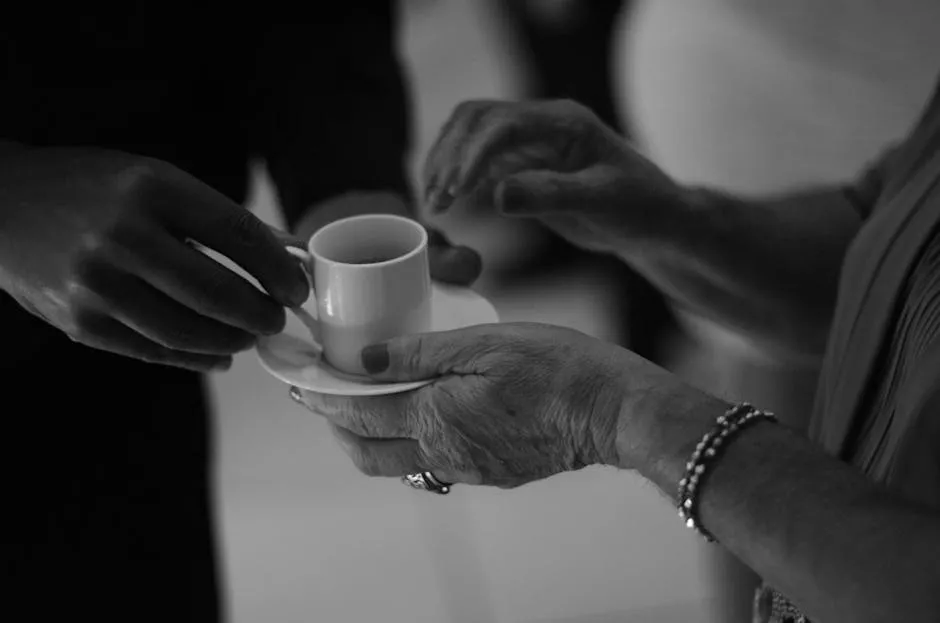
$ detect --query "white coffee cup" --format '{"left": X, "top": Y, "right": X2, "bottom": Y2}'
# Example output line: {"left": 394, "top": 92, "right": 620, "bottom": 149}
{"left": 285, "top": 214, "right": 432, "bottom": 376}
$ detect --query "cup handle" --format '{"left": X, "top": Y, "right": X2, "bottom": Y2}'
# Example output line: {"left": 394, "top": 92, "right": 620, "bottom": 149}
{"left": 284, "top": 246, "right": 321, "bottom": 345}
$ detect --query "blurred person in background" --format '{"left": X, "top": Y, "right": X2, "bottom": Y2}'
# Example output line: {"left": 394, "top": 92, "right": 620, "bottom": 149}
{"left": 0, "top": 3, "right": 478, "bottom": 620}
{"left": 481, "top": 0, "right": 679, "bottom": 362}
{"left": 297, "top": 79, "right": 940, "bottom": 623}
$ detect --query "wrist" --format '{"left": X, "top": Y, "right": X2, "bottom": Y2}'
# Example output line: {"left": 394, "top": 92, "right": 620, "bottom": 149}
{"left": 613, "top": 181, "right": 716, "bottom": 269}
{"left": 662, "top": 184, "right": 724, "bottom": 250}
{"left": 613, "top": 363, "right": 730, "bottom": 499}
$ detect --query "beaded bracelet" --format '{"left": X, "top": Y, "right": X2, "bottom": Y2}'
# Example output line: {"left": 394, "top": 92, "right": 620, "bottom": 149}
{"left": 677, "top": 402, "right": 777, "bottom": 542}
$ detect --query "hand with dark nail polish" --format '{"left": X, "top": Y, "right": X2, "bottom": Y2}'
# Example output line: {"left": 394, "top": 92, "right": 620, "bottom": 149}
{"left": 293, "top": 322, "right": 637, "bottom": 489}
{"left": 419, "top": 98, "right": 686, "bottom": 259}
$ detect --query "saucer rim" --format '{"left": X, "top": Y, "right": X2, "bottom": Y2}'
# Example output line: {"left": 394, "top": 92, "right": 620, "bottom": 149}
{"left": 255, "top": 283, "right": 498, "bottom": 396}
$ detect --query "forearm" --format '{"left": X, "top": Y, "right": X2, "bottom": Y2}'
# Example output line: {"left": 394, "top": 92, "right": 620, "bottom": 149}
{"left": 620, "top": 382, "right": 940, "bottom": 623}
{"left": 648, "top": 185, "right": 862, "bottom": 355}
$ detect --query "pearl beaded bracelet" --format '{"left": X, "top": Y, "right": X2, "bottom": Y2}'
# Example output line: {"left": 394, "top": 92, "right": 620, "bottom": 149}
{"left": 677, "top": 402, "right": 777, "bottom": 542}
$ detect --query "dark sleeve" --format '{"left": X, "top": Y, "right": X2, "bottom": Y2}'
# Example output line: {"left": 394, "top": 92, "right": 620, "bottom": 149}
{"left": 249, "top": 3, "right": 412, "bottom": 230}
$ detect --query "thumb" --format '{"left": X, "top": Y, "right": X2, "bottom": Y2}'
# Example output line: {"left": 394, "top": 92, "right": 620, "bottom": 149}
{"left": 495, "top": 167, "right": 612, "bottom": 216}
{"left": 359, "top": 326, "right": 492, "bottom": 381}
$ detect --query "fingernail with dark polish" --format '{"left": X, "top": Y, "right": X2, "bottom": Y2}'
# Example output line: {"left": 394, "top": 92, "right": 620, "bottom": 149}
{"left": 361, "top": 343, "right": 389, "bottom": 374}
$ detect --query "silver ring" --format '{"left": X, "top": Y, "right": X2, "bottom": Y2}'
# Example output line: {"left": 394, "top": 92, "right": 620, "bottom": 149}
{"left": 401, "top": 471, "right": 451, "bottom": 495}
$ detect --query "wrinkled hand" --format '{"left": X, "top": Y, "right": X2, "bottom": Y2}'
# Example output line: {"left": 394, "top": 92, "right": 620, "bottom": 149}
{"left": 422, "top": 99, "right": 688, "bottom": 259}
{"left": 0, "top": 147, "right": 308, "bottom": 371}
{"left": 292, "top": 322, "right": 664, "bottom": 489}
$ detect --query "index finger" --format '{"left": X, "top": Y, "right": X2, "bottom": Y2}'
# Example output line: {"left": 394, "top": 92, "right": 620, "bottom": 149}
{"left": 422, "top": 100, "right": 501, "bottom": 204}
{"left": 148, "top": 170, "right": 309, "bottom": 307}
{"left": 295, "top": 389, "right": 414, "bottom": 439}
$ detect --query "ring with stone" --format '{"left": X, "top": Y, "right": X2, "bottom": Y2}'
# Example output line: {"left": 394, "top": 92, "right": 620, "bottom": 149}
{"left": 401, "top": 471, "right": 451, "bottom": 495}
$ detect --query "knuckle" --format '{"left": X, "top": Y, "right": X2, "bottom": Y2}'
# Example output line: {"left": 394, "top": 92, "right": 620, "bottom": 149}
{"left": 346, "top": 402, "right": 380, "bottom": 436}
{"left": 354, "top": 415, "right": 380, "bottom": 439}
{"left": 401, "top": 337, "right": 426, "bottom": 375}
{"left": 72, "top": 230, "right": 143, "bottom": 286}
{"left": 452, "top": 100, "right": 495, "bottom": 134}
{"left": 226, "top": 209, "right": 265, "bottom": 249}
{"left": 62, "top": 272, "right": 95, "bottom": 306}
{"left": 72, "top": 250, "right": 114, "bottom": 291}
{"left": 74, "top": 231, "right": 113, "bottom": 264}
{"left": 465, "top": 101, "right": 498, "bottom": 131}
{"left": 410, "top": 400, "right": 437, "bottom": 440}
{"left": 112, "top": 159, "right": 166, "bottom": 202}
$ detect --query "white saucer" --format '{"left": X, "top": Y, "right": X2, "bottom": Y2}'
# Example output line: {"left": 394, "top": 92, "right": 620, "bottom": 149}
{"left": 256, "top": 284, "right": 500, "bottom": 396}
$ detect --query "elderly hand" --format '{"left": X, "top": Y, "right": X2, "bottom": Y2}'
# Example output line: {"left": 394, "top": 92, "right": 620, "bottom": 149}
{"left": 292, "top": 322, "right": 689, "bottom": 488}
{"left": 421, "top": 99, "right": 689, "bottom": 260}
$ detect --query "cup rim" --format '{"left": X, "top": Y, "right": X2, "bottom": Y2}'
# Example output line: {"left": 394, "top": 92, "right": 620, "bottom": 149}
{"left": 308, "top": 213, "right": 428, "bottom": 269}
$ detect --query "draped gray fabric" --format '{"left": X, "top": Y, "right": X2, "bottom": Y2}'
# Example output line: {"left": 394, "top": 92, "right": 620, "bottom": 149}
{"left": 757, "top": 79, "right": 940, "bottom": 623}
